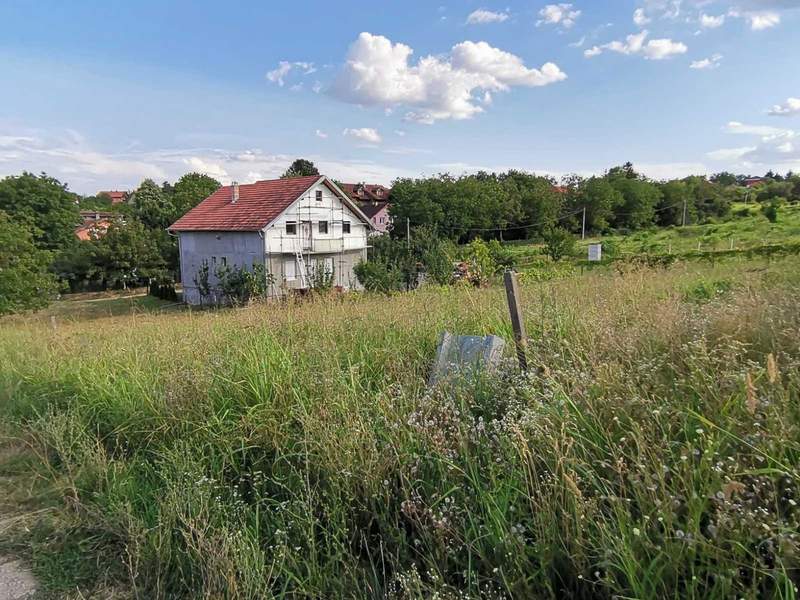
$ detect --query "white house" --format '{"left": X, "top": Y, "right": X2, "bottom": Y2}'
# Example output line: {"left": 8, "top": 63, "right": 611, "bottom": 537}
{"left": 169, "top": 175, "right": 373, "bottom": 304}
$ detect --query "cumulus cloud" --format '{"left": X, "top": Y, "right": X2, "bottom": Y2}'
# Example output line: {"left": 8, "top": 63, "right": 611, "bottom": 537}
{"left": 342, "top": 127, "right": 382, "bottom": 144}
{"left": 315, "top": 129, "right": 328, "bottom": 139}
{"left": 699, "top": 13, "right": 726, "bottom": 27}
{"left": 466, "top": 9, "right": 509, "bottom": 24}
{"left": 265, "top": 61, "right": 316, "bottom": 87}
{"left": 584, "top": 30, "right": 687, "bottom": 60}
{"left": 690, "top": 53, "right": 723, "bottom": 69}
{"left": 537, "top": 4, "right": 581, "bottom": 28}
{"left": 768, "top": 97, "right": 800, "bottom": 117}
{"left": 633, "top": 8, "right": 652, "bottom": 25}
{"left": 330, "top": 32, "right": 566, "bottom": 123}
{"left": 742, "top": 10, "right": 781, "bottom": 29}
{"left": 708, "top": 119, "right": 800, "bottom": 167}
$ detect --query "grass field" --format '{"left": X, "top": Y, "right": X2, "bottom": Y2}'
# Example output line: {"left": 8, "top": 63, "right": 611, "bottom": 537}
{"left": 505, "top": 202, "right": 800, "bottom": 273}
{"left": 2, "top": 253, "right": 800, "bottom": 597}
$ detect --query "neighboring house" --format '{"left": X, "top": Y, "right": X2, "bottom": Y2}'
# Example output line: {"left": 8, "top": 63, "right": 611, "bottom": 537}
{"left": 97, "top": 190, "right": 127, "bottom": 204}
{"left": 743, "top": 177, "right": 765, "bottom": 188}
{"left": 340, "top": 183, "right": 392, "bottom": 233}
{"left": 75, "top": 210, "right": 118, "bottom": 241}
{"left": 169, "top": 175, "right": 373, "bottom": 304}
{"left": 359, "top": 201, "right": 392, "bottom": 233}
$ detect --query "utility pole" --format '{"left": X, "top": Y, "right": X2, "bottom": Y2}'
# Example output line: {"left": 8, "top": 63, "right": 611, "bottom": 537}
{"left": 581, "top": 206, "right": 586, "bottom": 240}
{"left": 681, "top": 198, "right": 687, "bottom": 227}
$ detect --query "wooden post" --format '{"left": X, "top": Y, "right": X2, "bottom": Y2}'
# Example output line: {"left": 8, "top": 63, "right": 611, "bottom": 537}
{"left": 504, "top": 270, "right": 528, "bottom": 372}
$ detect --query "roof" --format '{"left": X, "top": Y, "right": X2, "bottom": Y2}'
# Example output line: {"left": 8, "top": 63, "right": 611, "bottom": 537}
{"left": 169, "top": 176, "right": 373, "bottom": 232}
{"left": 340, "top": 182, "right": 391, "bottom": 202}
{"left": 97, "top": 191, "right": 126, "bottom": 203}
{"left": 75, "top": 219, "right": 113, "bottom": 241}
{"left": 357, "top": 201, "right": 389, "bottom": 219}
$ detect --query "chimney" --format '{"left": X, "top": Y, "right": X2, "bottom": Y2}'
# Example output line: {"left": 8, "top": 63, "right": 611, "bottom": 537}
{"left": 232, "top": 181, "right": 239, "bottom": 204}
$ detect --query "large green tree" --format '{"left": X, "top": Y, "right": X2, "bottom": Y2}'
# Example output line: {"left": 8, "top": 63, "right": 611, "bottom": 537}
{"left": 0, "top": 211, "right": 60, "bottom": 314}
{"left": 281, "top": 159, "right": 320, "bottom": 178}
{"left": 130, "top": 179, "right": 174, "bottom": 230}
{"left": 0, "top": 172, "right": 80, "bottom": 250}
{"left": 170, "top": 172, "right": 221, "bottom": 220}
{"left": 94, "top": 220, "right": 166, "bottom": 289}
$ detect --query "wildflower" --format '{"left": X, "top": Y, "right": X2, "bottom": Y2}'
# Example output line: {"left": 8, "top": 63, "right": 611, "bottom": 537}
{"left": 766, "top": 353, "right": 779, "bottom": 383}
{"left": 633, "top": 527, "right": 641, "bottom": 537}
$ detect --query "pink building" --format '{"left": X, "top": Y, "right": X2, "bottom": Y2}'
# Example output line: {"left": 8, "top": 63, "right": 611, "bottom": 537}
{"left": 340, "top": 183, "right": 392, "bottom": 233}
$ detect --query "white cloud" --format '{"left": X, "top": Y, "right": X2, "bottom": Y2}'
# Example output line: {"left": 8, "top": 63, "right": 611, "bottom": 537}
{"left": 709, "top": 118, "right": 800, "bottom": 168}
{"left": 265, "top": 61, "right": 316, "bottom": 87}
{"left": 394, "top": 129, "right": 406, "bottom": 137}
{"left": 768, "top": 97, "right": 800, "bottom": 117}
{"left": 724, "top": 121, "right": 789, "bottom": 137}
{"left": 744, "top": 10, "right": 781, "bottom": 29}
{"left": 633, "top": 8, "right": 651, "bottom": 25}
{"left": 690, "top": 53, "right": 723, "bottom": 69}
{"left": 568, "top": 36, "right": 586, "bottom": 48}
{"left": 342, "top": 127, "right": 382, "bottom": 144}
{"left": 537, "top": 4, "right": 581, "bottom": 28}
{"left": 466, "top": 9, "right": 509, "bottom": 24}
{"left": 0, "top": 126, "right": 417, "bottom": 192}
{"left": 585, "top": 30, "right": 687, "bottom": 60}
{"left": 312, "top": 81, "right": 323, "bottom": 94}
{"left": 330, "top": 32, "right": 566, "bottom": 123}
{"left": 315, "top": 129, "right": 328, "bottom": 139}
{"left": 699, "top": 13, "right": 725, "bottom": 27}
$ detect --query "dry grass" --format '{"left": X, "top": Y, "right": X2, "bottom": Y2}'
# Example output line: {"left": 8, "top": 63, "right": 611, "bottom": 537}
{"left": 1, "top": 257, "right": 800, "bottom": 598}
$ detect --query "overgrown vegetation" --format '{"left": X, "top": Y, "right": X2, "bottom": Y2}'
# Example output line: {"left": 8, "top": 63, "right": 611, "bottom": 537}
{"left": 2, "top": 257, "right": 800, "bottom": 598}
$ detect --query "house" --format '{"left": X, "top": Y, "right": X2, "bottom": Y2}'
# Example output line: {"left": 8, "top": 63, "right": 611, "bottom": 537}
{"left": 97, "top": 190, "right": 127, "bottom": 204}
{"left": 169, "top": 175, "right": 373, "bottom": 304}
{"left": 743, "top": 177, "right": 765, "bottom": 188}
{"left": 75, "top": 210, "right": 118, "bottom": 241}
{"left": 340, "top": 183, "right": 392, "bottom": 233}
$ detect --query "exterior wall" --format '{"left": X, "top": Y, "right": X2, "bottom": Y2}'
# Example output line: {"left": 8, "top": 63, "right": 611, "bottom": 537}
{"left": 264, "top": 181, "right": 369, "bottom": 255}
{"left": 178, "top": 231, "right": 265, "bottom": 305}
{"left": 370, "top": 205, "right": 391, "bottom": 233}
{"left": 265, "top": 248, "right": 366, "bottom": 296}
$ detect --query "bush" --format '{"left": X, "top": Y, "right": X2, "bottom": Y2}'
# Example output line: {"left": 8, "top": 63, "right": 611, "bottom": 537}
{"left": 762, "top": 199, "right": 782, "bottom": 223}
{"left": 543, "top": 227, "right": 577, "bottom": 262}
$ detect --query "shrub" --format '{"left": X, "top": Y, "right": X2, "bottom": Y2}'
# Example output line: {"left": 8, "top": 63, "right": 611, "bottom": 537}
{"left": 543, "top": 227, "right": 576, "bottom": 262}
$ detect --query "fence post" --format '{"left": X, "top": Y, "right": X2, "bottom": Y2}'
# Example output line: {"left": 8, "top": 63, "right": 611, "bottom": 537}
{"left": 504, "top": 270, "right": 528, "bottom": 372}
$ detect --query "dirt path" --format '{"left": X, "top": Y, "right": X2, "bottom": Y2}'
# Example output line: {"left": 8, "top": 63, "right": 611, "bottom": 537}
{"left": 0, "top": 556, "right": 37, "bottom": 599}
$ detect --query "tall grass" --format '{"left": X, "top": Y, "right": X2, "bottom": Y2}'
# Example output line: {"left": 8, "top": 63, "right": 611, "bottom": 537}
{"left": 2, "top": 258, "right": 800, "bottom": 598}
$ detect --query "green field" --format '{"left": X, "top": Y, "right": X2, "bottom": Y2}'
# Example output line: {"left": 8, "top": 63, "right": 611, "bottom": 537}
{"left": 2, "top": 248, "right": 800, "bottom": 598}
{"left": 505, "top": 201, "right": 800, "bottom": 274}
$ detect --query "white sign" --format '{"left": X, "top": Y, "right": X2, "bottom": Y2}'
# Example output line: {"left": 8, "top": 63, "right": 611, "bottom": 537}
{"left": 588, "top": 243, "right": 602, "bottom": 262}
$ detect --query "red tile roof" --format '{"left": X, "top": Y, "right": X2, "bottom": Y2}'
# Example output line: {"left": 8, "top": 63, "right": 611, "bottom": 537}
{"left": 169, "top": 176, "right": 323, "bottom": 232}
{"left": 341, "top": 183, "right": 391, "bottom": 202}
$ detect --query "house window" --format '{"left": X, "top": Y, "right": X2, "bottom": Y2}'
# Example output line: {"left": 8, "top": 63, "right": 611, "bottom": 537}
{"left": 220, "top": 257, "right": 227, "bottom": 267}
{"left": 319, "top": 220, "right": 328, "bottom": 234}
{"left": 342, "top": 221, "right": 351, "bottom": 234}
{"left": 286, "top": 221, "right": 297, "bottom": 235}
{"left": 211, "top": 256, "right": 217, "bottom": 267}
{"left": 324, "top": 257, "right": 334, "bottom": 274}
{"left": 284, "top": 258, "right": 297, "bottom": 280}
{"left": 315, "top": 190, "right": 323, "bottom": 202}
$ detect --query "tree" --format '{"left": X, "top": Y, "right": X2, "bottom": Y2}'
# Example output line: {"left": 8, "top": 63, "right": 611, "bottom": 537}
{"left": 656, "top": 180, "right": 692, "bottom": 226}
{"left": 129, "top": 179, "right": 174, "bottom": 231}
{"left": 608, "top": 176, "right": 661, "bottom": 230}
{"left": 171, "top": 172, "right": 221, "bottom": 221}
{"left": 94, "top": 220, "right": 166, "bottom": 289}
{"left": 710, "top": 172, "right": 738, "bottom": 186}
{"left": 0, "top": 172, "right": 80, "bottom": 250}
{"left": 564, "top": 176, "right": 622, "bottom": 233}
{"left": 543, "top": 227, "right": 576, "bottom": 262}
{"left": 281, "top": 159, "right": 320, "bottom": 178}
{"left": 0, "top": 211, "right": 60, "bottom": 314}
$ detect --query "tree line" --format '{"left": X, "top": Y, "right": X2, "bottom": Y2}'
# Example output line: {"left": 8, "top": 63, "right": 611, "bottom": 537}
{"left": 389, "top": 162, "right": 800, "bottom": 242}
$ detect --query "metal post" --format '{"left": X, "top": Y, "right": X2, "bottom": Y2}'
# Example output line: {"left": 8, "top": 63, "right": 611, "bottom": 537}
{"left": 581, "top": 206, "right": 586, "bottom": 240}
{"left": 503, "top": 270, "right": 528, "bottom": 372}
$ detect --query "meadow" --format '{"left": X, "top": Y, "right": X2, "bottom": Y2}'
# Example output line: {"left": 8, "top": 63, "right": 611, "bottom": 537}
{"left": 1, "top": 253, "right": 800, "bottom": 598}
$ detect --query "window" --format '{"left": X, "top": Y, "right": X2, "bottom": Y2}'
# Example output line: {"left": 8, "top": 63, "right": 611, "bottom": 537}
{"left": 211, "top": 256, "right": 217, "bottom": 266}
{"left": 286, "top": 221, "right": 297, "bottom": 235}
{"left": 315, "top": 190, "right": 323, "bottom": 202}
{"left": 284, "top": 258, "right": 297, "bottom": 280}
{"left": 342, "top": 221, "right": 351, "bottom": 234}
{"left": 324, "top": 257, "right": 334, "bottom": 275}
{"left": 319, "top": 220, "right": 328, "bottom": 234}
{"left": 220, "top": 257, "right": 227, "bottom": 267}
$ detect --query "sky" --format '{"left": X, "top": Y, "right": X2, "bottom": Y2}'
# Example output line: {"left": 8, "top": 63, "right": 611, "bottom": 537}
{"left": 0, "top": 0, "right": 799, "bottom": 194}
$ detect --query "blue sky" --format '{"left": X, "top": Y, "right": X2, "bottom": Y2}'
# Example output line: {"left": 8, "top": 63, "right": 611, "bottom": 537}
{"left": 0, "top": 0, "right": 798, "bottom": 193}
